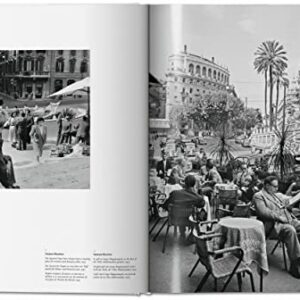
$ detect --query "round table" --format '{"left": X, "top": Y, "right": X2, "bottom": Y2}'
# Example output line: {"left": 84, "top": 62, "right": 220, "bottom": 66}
{"left": 217, "top": 217, "right": 269, "bottom": 292}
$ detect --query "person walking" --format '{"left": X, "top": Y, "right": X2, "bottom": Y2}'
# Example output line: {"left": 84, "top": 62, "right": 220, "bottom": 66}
{"left": 25, "top": 109, "right": 34, "bottom": 144}
{"left": 7, "top": 112, "right": 16, "bottom": 145}
{"left": 16, "top": 112, "right": 27, "bottom": 151}
{"left": 30, "top": 117, "right": 47, "bottom": 163}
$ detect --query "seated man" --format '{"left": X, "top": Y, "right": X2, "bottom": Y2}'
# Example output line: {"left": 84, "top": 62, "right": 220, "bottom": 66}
{"left": 163, "top": 175, "right": 205, "bottom": 238}
{"left": 0, "top": 137, "right": 19, "bottom": 189}
{"left": 235, "top": 162, "right": 253, "bottom": 187}
{"left": 253, "top": 175, "right": 300, "bottom": 278}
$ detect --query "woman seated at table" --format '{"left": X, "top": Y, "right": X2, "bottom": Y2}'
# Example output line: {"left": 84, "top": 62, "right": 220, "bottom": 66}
{"left": 171, "top": 158, "right": 187, "bottom": 181}
{"left": 165, "top": 169, "right": 182, "bottom": 198}
{"left": 239, "top": 175, "right": 259, "bottom": 204}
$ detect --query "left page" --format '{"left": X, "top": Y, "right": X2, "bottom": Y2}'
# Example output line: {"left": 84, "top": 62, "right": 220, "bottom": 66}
{"left": 0, "top": 4, "right": 148, "bottom": 294}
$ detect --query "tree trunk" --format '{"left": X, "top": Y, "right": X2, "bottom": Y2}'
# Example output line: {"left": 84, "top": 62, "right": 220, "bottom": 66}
{"left": 275, "top": 78, "right": 280, "bottom": 129}
{"left": 281, "top": 85, "right": 287, "bottom": 180}
{"left": 264, "top": 70, "right": 268, "bottom": 126}
{"left": 269, "top": 66, "right": 273, "bottom": 130}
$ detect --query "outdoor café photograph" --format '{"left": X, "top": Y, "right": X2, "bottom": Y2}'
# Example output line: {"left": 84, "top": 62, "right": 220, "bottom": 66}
{"left": 149, "top": 5, "right": 300, "bottom": 293}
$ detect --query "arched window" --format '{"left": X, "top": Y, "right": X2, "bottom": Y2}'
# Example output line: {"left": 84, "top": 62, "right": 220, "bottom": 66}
{"left": 202, "top": 67, "right": 207, "bottom": 77}
{"left": 67, "top": 79, "right": 75, "bottom": 86}
{"left": 69, "top": 58, "right": 76, "bottom": 73}
{"left": 208, "top": 68, "right": 212, "bottom": 78}
{"left": 70, "top": 50, "right": 76, "bottom": 56}
{"left": 213, "top": 70, "right": 216, "bottom": 79}
{"left": 217, "top": 72, "right": 220, "bottom": 81}
{"left": 196, "top": 65, "right": 200, "bottom": 75}
{"left": 80, "top": 60, "right": 88, "bottom": 73}
{"left": 54, "top": 79, "right": 63, "bottom": 92}
{"left": 56, "top": 58, "right": 64, "bottom": 72}
{"left": 188, "top": 63, "right": 194, "bottom": 74}
{"left": 221, "top": 74, "right": 224, "bottom": 82}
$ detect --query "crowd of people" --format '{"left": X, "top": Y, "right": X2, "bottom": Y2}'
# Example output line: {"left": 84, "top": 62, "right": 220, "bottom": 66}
{"left": 0, "top": 104, "right": 90, "bottom": 188}
{"left": 150, "top": 142, "right": 300, "bottom": 279}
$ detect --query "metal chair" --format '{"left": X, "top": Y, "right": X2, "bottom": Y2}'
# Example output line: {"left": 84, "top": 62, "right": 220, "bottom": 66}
{"left": 161, "top": 203, "right": 194, "bottom": 253}
{"left": 193, "top": 231, "right": 255, "bottom": 292}
{"left": 149, "top": 189, "right": 167, "bottom": 234}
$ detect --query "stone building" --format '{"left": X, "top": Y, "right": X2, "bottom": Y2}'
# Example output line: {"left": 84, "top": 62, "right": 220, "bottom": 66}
{"left": 166, "top": 45, "right": 235, "bottom": 115}
{"left": 0, "top": 50, "right": 89, "bottom": 99}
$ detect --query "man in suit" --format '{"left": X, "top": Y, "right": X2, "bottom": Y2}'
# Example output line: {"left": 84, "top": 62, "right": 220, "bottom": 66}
{"left": 253, "top": 175, "right": 300, "bottom": 278}
{"left": 163, "top": 175, "right": 205, "bottom": 237}
{"left": 156, "top": 151, "right": 170, "bottom": 179}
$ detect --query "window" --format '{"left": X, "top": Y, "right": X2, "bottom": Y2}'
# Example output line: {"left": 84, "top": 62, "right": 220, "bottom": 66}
{"left": 56, "top": 58, "right": 64, "bottom": 72}
{"left": 182, "top": 78, "right": 186, "bottom": 83}
{"left": 58, "top": 50, "right": 64, "bottom": 55}
{"left": 83, "top": 50, "right": 88, "bottom": 57}
{"left": 80, "top": 60, "right": 88, "bottom": 73}
{"left": 36, "top": 58, "right": 44, "bottom": 73}
{"left": 24, "top": 59, "right": 34, "bottom": 72}
{"left": 190, "top": 88, "right": 193, "bottom": 93}
{"left": 202, "top": 67, "right": 206, "bottom": 76}
{"left": 54, "top": 79, "right": 63, "bottom": 92}
{"left": 188, "top": 63, "right": 194, "bottom": 74}
{"left": 36, "top": 83, "right": 43, "bottom": 99}
{"left": 69, "top": 58, "right": 76, "bottom": 73}
{"left": 217, "top": 72, "right": 220, "bottom": 81}
{"left": 182, "top": 87, "right": 185, "bottom": 93}
{"left": 213, "top": 70, "right": 216, "bottom": 79}
{"left": 67, "top": 79, "right": 75, "bottom": 86}
{"left": 70, "top": 50, "right": 76, "bottom": 56}
{"left": 208, "top": 69, "right": 212, "bottom": 78}
{"left": 18, "top": 57, "right": 23, "bottom": 71}
{"left": 196, "top": 65, "right": 200, "bottom": 75}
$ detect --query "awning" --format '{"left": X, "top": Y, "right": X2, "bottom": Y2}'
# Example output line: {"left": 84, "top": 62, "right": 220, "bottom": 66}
{"left": 49, "top": 77, "right": 90, "bottom": 97}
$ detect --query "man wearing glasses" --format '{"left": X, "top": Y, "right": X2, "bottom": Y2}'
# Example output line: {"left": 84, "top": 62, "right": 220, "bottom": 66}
{"left": 253, "top": 175, "right": 300, "bottom": 278}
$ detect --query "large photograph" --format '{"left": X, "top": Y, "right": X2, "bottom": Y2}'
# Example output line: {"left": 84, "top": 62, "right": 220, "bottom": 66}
{"left": 0, "top": 49, "right": 90, "bottom": 189}
{"left": 149, "top": 5, "right": 300, "bottom": 293}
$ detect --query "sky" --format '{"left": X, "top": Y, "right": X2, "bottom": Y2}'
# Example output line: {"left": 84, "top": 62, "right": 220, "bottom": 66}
{"left": 150, "top": 5, "right": 300, "bottom": 111}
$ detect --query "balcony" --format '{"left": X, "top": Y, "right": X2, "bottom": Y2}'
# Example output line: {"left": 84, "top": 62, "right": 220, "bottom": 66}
{"left": 6, "top": 71, "right": 50, "bottom": 78}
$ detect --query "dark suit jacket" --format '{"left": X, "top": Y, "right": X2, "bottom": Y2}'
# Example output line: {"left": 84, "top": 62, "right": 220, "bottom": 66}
{"left": 163, "top": 188, "right": 205, "bottom": 210}
{"left": 156, "top": 159, "right": 171, "bottom": 178}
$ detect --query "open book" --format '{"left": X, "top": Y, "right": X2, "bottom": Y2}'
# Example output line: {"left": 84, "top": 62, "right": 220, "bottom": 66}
{"left": 0, "top": 3, "right": 300, "bottom": 296}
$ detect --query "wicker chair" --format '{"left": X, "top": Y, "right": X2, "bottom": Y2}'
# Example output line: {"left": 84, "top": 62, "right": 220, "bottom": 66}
{"left": 216, "top": 189, "right": 239, "bottom": 220}
{"left": 193, "top": 231, "right": 255, "bottom": 292}
{"left": 161, "top": 203, "right": 194, "bottom": 253}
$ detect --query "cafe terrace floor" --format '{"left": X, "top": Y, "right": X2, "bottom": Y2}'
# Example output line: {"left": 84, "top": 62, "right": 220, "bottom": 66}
{"left": 150, "top": 226, "right": 300, "bottom": 293}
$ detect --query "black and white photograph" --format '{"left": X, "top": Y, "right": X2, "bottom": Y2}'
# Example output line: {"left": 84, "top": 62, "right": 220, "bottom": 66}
{"left": 149, "top": 5, "right": 300, "bottom": 293}
{"left": 0, "top": 49, "right": 90, "bottom": 189}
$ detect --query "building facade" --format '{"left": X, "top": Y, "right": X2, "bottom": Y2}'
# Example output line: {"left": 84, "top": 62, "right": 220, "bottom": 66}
{"left": 0, "top": 50, "right": 89, "bottom": 99}
{"left": 166, "top": 45, "right": 234, "bottom": 116}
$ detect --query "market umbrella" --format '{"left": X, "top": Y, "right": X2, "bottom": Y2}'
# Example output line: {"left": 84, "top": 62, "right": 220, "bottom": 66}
{"left": 48, "top": 77, "right": 90, "bottom": 118}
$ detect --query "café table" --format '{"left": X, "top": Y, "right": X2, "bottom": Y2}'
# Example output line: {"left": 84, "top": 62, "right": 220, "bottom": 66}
{"left": 215, "top": 217, "right": 269, "bottom": 292}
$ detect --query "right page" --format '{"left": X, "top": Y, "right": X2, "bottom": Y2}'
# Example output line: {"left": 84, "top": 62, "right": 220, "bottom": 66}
{"left": 149, "top": 4, "right": 300, "bottom": 293}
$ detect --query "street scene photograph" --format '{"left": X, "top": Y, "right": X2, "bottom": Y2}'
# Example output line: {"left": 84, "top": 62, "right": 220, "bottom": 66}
{"left": 0, "top": 49, "right": 90, "bottom": 189}
{"left": 149, "top": 5, "right": 300, "bottom": 293}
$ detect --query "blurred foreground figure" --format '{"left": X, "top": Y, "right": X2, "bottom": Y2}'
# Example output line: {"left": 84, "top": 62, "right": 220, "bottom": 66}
{"left": 0, "top": 109, "right": 19, "bottom": 188}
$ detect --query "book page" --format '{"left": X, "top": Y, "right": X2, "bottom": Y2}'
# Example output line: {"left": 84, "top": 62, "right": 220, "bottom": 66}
{"left": 149, "top": 4, "right": 300, "bottom": 293}
{"left": 0, "top": 4, "right": 148, "bottom": 294}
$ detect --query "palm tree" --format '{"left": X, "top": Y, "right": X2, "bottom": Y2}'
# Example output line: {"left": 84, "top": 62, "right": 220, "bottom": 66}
{"left": 254, "top": 54, "right": 268, "bottom": 125}
{"left": 254, "top": 41, "right": 288, "bottom": 129}
{"left": 273, "top": 68, "right": 287, "bottom": 128}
